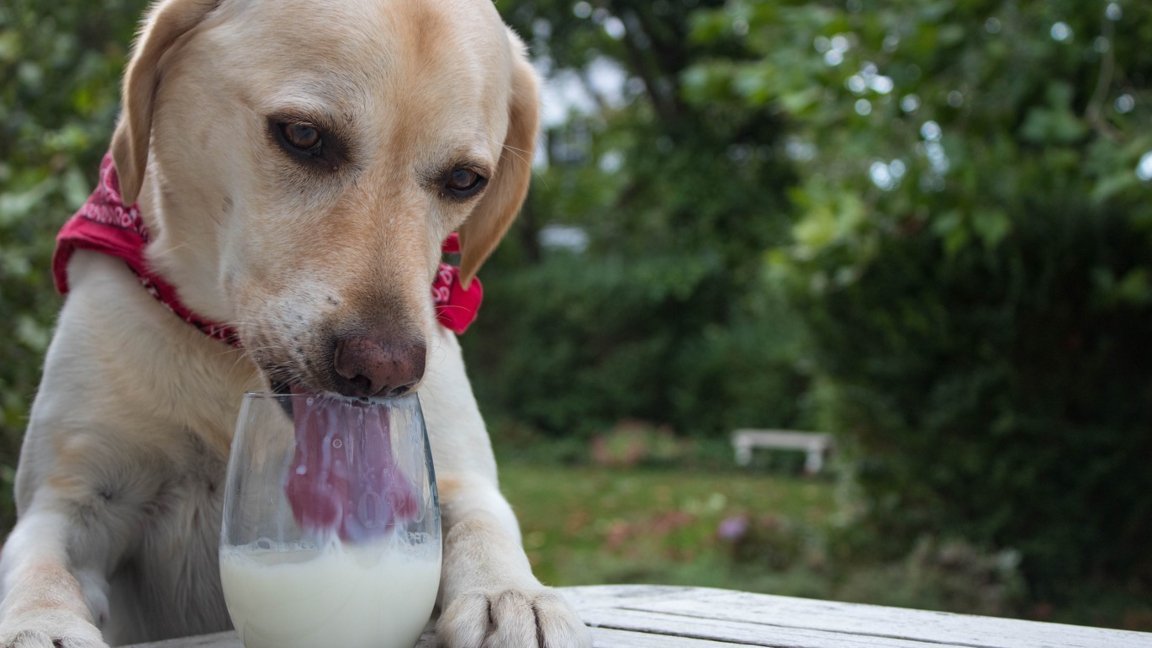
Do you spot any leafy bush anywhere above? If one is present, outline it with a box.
[463,244,812,440]
[684,0,1152,594]
[800,202,1152,592]
[470,0,808,442]
[716,513,814,571]
[589,420,682,468]
[837,537,1027,618]
[0,0,148,528]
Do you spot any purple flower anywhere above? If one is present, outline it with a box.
[717,515,749,542]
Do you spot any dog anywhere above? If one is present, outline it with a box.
[0,0,592,646]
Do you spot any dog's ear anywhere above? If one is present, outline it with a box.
[110,0,219,206]
[457,31,540,286]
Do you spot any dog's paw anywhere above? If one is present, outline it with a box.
[437,588,592,648]
[0,610,108,648]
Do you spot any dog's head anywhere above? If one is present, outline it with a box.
[110,0,538,397]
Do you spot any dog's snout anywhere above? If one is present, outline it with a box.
[332,335,427,398]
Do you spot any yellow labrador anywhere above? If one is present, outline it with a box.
[0,0,591,646]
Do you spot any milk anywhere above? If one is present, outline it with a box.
[220,539,441,648]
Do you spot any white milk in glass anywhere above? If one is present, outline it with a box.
[220,539,440,648]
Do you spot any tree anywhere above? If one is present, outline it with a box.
[463,0,810,439]
[686,0,1152,593]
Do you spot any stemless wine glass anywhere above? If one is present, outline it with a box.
[220,392,441,648]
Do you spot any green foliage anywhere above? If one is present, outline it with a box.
[805,205,1152,591]
[587,420,680,468]
[835,537,1026,618]
[497,461,837,593]
[467,243,812,438]
[500,460,1046,622]
[685,0,1152,593]
[0,0,148,525]
[468,1,809,440]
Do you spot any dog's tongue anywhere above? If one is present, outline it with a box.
[284,390,419,542]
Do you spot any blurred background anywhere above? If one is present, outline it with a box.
[2,0,1150,631]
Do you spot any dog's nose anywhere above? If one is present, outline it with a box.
[332,336,427,398]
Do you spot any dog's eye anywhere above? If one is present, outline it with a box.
[267,117,346,171]
[276,122,323,154]
[444,168,487,199]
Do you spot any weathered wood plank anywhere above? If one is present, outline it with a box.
[124,625,749,648]
[566,585,1152,648]
[590,626,752,647]
[583,607,964,647]
[120,585,1152,648]
[123,632,240,648]
[124,627,437,648]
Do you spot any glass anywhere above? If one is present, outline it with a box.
[220,392,441,648]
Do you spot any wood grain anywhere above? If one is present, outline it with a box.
[122,585,1152,648]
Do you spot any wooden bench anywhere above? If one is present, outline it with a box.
[126,585,1152,647]
[731,429,834,473]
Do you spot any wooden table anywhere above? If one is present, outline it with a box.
[126,584,1152,648]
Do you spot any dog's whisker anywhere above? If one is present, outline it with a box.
[501,144,532,166]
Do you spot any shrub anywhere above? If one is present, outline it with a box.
[795,200,1152,594]
[589,420,682,468]
[836,537,1027,617]
[462,246,812,440]
[716,513,812,571]
[683,0,1152,598]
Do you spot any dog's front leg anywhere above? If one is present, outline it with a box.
[421,331,591,648]
[435,475,591,648]
[0,505,109,648]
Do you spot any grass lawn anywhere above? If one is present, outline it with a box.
[497,461,838,597]
[495,459,1152,632]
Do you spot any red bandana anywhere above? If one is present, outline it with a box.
[53,154,483,345]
